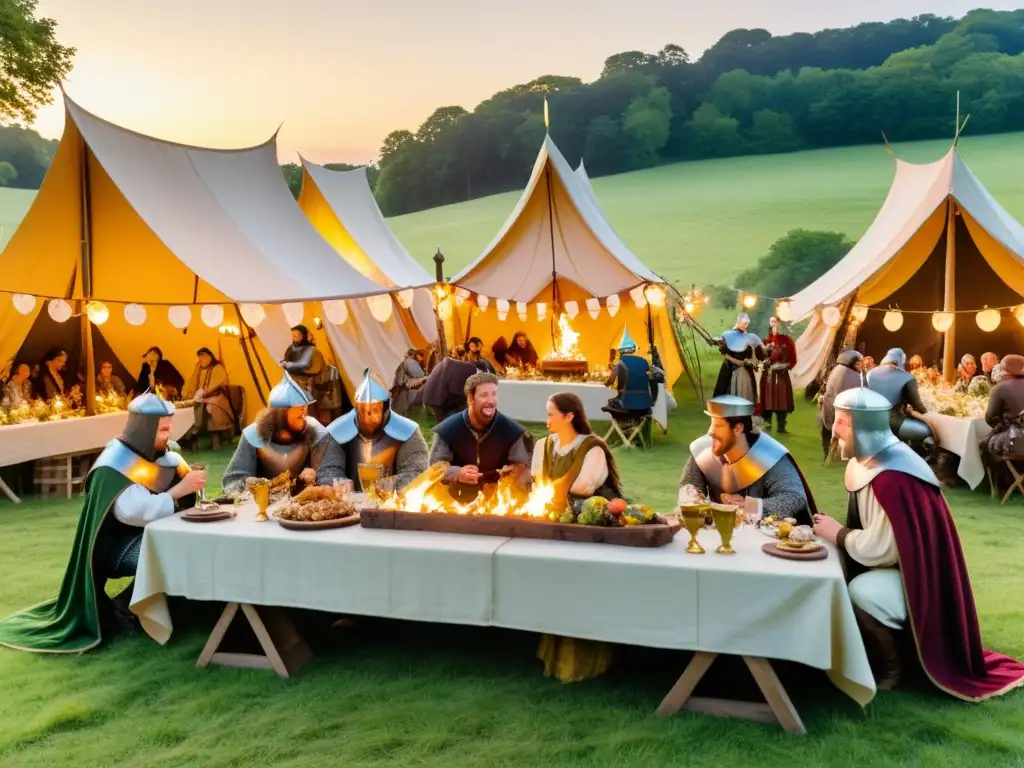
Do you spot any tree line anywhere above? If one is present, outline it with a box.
[372,9,1024,216]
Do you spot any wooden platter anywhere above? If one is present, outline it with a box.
[359,508,681,547]
[182,506,235,523]
[761,541,827,561]
[274,513,361,531]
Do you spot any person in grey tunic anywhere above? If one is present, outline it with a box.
[326,367,428,493]
[222,373,342,492]
[866,348,931,445]
[678,395,816,525]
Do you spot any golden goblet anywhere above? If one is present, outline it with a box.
[358,463,383,499]
[678,504,707,554]
[710,503,738,554]
[247,477,271,522]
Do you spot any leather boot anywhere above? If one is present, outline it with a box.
[854,607,901,691]
[110,584,140,636]
[777,412,789,435]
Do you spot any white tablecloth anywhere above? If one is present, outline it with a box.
[0,408,195,468]
[920,413,992,489]
[498,380,670,431]
[131,509,874,706]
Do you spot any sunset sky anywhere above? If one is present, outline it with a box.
[32,0,1019,163]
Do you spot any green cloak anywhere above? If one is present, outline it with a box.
[0,467,132,654]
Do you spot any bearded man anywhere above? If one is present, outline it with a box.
[326,368,428,493]
[429,372,532,504]
[222,373,342,492]
[713,312,764,405]
[0,392,206,653]
[678,395,815,525]
[813,387,1024,697]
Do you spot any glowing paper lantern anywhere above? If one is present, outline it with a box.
[629,285,647,308]
[12,294,35,315]
[564,300,580,319]
[366,294,393,323]
[322,300,349,326]
[821,306,842,328]
[976,307,1001,332]
[645,284,666,308]
[476,295,489,312]
[497,311,508,322]
[606,295,620,318]
[495,299,510,315]
[86,301,109,326]
[282,303,304,327]
[931,312,954,332]
[454,287,470,307]
[741,293,758,309]
[1014,305,1024,327]
[168,305,192,329]
[201,305,224,328]
[396,288,415,309]
[536,302,547,321]
[47,299,72,323]
[124,303,147,326]
[882,309,904,332]
[850,304,869,324]
[584,298,600,319]
[239,303,265,328]
[775,299,793,322]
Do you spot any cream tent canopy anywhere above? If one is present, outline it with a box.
[297,159,438,353]
[0,93,395,419]
[790,148,1024,388]
[448,135,683,389]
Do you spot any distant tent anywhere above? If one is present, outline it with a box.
[450,136,683,389]
[297,159,439,387]
[0,93,396,417]
[791,148,1024,388]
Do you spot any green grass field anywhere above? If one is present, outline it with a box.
[1,138,1024,766]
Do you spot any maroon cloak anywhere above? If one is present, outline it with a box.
[761,333,796,413]
[872,470,1024,701]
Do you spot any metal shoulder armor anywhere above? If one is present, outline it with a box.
[326,411,358,444]
[383,412,419,442]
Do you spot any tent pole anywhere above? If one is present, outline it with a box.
[79,137,96,415]
[544,163,559,349]
[941,200,957,383]
[432,249,449,360]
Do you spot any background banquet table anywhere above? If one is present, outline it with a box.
[497,380,670,431]
[919,412,992,489]
[131,505,874,707]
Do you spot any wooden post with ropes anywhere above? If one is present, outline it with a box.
[941,199,957,383]
[79,137,96,415]
[432,249,449,360]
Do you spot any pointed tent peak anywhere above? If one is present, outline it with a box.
[617,326,637,352]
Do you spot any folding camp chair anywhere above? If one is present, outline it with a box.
[988,454,1024,505]
[602,406,652,450]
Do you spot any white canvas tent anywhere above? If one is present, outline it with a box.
[297,159,439,384]
[450,135,684,388]
[790,148,1024,388]
[0,93,398,419]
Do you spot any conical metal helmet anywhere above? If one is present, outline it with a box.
[833,386,899,460]
[269,372,314,408]
[617,327,637,352]
[354,367,390,404]
[128,390,175,416]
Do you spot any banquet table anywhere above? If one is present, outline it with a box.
[131,505,874,733]
[498,380,670,432]
[919,412,992,489]
[0,408,195,503]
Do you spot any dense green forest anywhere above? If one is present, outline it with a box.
[0,125,57,189]
[372,8,1024,215]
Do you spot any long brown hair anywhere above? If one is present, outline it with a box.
[548,392,623,497]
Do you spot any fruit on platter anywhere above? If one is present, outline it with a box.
[577,496,609,526]
[607,498,627,517]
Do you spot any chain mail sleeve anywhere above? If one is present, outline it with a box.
[678,456,709,504]
[313,432,345,486]
[760,458,810,521]
[221,436,259,493]
[394,430,429,491]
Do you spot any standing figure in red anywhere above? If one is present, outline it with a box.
[813,386,1024,699]
[761,316,797,434]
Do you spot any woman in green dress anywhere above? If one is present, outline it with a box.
[530,392,623,683]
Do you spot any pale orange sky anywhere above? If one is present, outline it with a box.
[32,0,1019,164]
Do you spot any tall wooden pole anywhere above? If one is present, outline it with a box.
[432,249,448,360]
[941,199,957,383]
[80,138,96,415]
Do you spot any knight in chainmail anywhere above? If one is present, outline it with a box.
[678,395,816,525]
[325,367,428,493]
[866,348,932,446]
[713,312,765,405]
[221,373,342,492]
